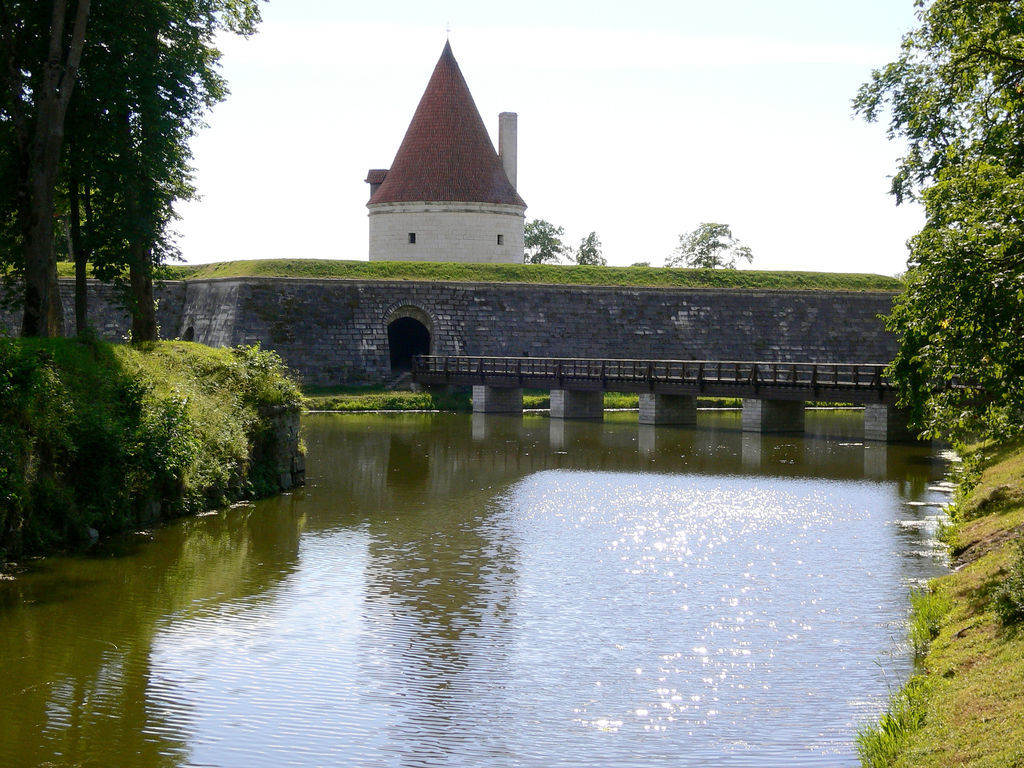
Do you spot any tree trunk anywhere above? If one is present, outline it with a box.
[129,248,157,343]
[19,0,91,338]
[21,158,64,337]
[69,167,89,335]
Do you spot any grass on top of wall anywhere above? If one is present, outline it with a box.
[54,259,903,291]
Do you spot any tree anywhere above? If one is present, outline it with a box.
[856,0,1024,441]
[66,0,261,342]
[574,231,606,266]
[667,223,752,269]
[1,0,260,341]
[0,0,91,337]
[524,219,566,264]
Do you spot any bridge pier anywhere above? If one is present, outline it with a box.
[472,385,523,414]
[864,404,916,442]
[741,398,805,433]
[550,389,604,420]
[638,393,697,425]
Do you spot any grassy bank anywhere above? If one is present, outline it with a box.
[301,388,857,412]
[55,259,903,291]
[0,337,302,562]
[302,388,753,412]
[858,440,1024,766]
[304,386,472,412]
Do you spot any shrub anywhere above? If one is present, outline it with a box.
[0,338,302,560]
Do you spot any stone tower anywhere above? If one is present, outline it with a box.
[365,42,527,263]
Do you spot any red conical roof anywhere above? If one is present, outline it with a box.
[368,42,525,207]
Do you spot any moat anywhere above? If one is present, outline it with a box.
[0,411,950,767]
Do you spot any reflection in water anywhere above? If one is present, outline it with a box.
[0,411,949,767]
[742,431,762,469]
[0,496,306,767]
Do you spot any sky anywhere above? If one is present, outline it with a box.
[174,0,924,276]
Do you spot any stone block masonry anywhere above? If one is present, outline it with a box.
[0,278,899,387]
[741,399,807,434]
[472,385,523,414]
[639,393,697,426]
[550,389,604,420]
[864,404,916,442]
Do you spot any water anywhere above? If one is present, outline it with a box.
[0,411,950,767]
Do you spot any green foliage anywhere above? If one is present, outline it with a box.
[854,0,1024,205]
[857,1,1024,443]
[992,537,1024,626]
[574,231,606,266]
[0,0,262,337]
[54,258,904,290]
[856,675,933,768]
[231,344,304,410]
[884,162,1024,442]
[65,0,262,337]
[667,223,753,269]
[524,219,567,264]
[0,338,300,560]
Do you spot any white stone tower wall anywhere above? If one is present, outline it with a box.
[499,112,518,190]
[368,202,525,263]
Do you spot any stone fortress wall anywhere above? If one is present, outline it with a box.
[0,277,898,387]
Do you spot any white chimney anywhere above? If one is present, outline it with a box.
[498,112,518,190]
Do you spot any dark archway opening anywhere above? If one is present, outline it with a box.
[388,317,431,371]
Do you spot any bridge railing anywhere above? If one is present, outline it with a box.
[413,355,892,392]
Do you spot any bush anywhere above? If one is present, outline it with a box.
[0,338,302,560]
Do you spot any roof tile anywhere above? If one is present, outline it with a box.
[368,42,526,208]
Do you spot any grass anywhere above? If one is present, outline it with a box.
[857,438,1024,767]
[304,387,471,412]
[54,259,903,291]
[908,588,952,657]
[0,337,302,562]
[992,537,1024,625]
[857,675,934,768]
[300,387,860,413]
[300,387,754,412]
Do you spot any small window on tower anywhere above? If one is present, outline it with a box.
[408,233,416,244]
[497,234,504,245]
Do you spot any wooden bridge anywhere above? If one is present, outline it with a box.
[412,355,912,442]
[413,356,897,404]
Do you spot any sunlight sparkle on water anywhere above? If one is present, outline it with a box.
[498,469,919,755]
[0,415,951,768]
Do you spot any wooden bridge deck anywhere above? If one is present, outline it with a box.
[412,355,898,405]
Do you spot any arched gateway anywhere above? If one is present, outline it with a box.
[385,305,433,372]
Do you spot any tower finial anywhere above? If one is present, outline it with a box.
[446,22,451,40]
